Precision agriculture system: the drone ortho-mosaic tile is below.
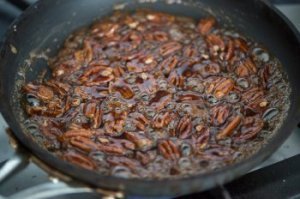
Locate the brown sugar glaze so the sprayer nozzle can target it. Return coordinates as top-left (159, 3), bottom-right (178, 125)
top-left (22, 10), bottom-right (290, 179)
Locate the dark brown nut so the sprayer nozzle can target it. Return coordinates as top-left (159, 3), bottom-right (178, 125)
top-left (242, 87), bottom-right (264, 104)
top-left (225, 39), bottom-right (234, 61)
top-left (206, 34), bottom-right (225, 52)
top-left (136, 151), bottom-right (154, 165)
top-left (216, 115), bottom-right (242, 140)
top-left (235, 116), bottom-right (264, 141)
top-left (234, 38), bottom-right (249, 52)
top-left (193, 62), bottom-right (221, 78)
top-left (176, 92), bottom-right (203, 103)
top-left (104, 119), bottom-right (125, 137)
top-left (74, 40), bottom-right (93, 64)
top-left (46, 80), bottom-right (71, 96)
top-left (23, 83), bottom-right (54, 101)
top-left (158, 140), bottom-right (180, 160)
top-left (69, 137), bottom-right (99, 152)
top-left (74, 86), bottom-right (109, 100)
top-left (36, 86), bottom-right (54, 101)
top-left (107, 156), bottom-right (140, 170)
top-left (112, 84), bottom-right (135, 99)
top-left (146, 12), bottom-right (175, 24)
top-left (63, 129), bottom-right (95, 139)
top-left (91, 22), bottom-right (119, 37)
top-left (193, 125), bottom-right (210, 150)
top-left (153, 31), bottom-right (169, 42)
top-left (112, 65), bottom-right (125, 78)
top-left (235, 58), bottom-right (257, 77)
top-left (124, 132), bottom-right (154, 151)
top-left (213, 78), bottom-right (235, 99)
top-left (176, 115), bottom-right (192, 139)
top-left (152, 111), bottom-right (173, 129)
top-left (159, 42), bottom-right (182, 57)
top-left (97, 137), bottom-right (129, 155)
top-left (197, 17), bottom-right (216, 35)
top-left (63, 151), bottom-right (96, 170)
top-left (183, 45), bottom-right (198, 58)
top-left (259, 65), bottom-right (271, 88)
top-left (149, 90), bottom-right (172, 111)
top-left (131, 112), bottom-right (149, 131)
top-left (79, 66), bottom-right (114, 86)
top-left (211, 105), bottom-right (231, 126)
top-left (200, 145), bottom-right (235, 161)
top-left (159, 55), bottom-right (179, 75)
top-left (168, 70), bottom-right (184, 87)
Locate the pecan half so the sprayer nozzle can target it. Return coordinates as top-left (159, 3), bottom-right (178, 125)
top-left (235, 58), bottom-right (257, 77)
top-left (158, 140), bottom-right (180, 160)
top-left (63, 151), bottom-right (96, 170)
top-left (79, 66), bottom-right (114, 86)
top-left (214, 78), bottom-right (235, 99)
top-left (211, 105), bottom-right (231, 126)
top-left (216, 115), bottom-right (242, 140)
top-left (124, 132), bottom-right (154, 151)
top-left (159, 42), bottom-right (182, 57)
top-left (176, 115), bottom-right (192, 139)
top-left (149, 90), bottom-right (172, 111)
top-left (235, 116), bottom-right (264, 141)
top-left (152, 111), bottom-right (173, 129)
top-left (197, 17), bottom-right (216, 35)
top-left (69, 137), bottom-right (99, 152)
top-left (193, 125), bottom-right (210, 150)
top-left (159, 55), bottom-right (179, 75)
top-left (193, 61), bottom-right (221, 78)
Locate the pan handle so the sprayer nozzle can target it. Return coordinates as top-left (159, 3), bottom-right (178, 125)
top-left (5, 0), bottom-right (30, 11)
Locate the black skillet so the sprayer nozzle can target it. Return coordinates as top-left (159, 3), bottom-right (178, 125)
top-left (0, 0), bottom-right (300, 197)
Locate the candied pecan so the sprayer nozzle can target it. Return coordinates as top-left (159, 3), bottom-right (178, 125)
top-left (168, 70), bottom-right (184, 87)
top-left (69, 137), bottom-right (99, 152)
top-left (149, 90), bottom-right (172, 111)
top-left (46, 80), bottom-right (70, 97)
top-left (104, 119), bottom-right (125, 137)
top-left (97, 137), bottom-right (130, 155)
top-left (176, 115), bottom-right (192, 139)
top-left (259, 65), bottom-right (271, 88)
top-left (74, 40), bottom-right (93, 64)
top-left (211, 105), bottom-right (231, 126)
top-left (158, 140), bottom-right (180, 160)
top-left (235, 58), bottom-right (257, 77)
top-left (112, 84), bottom-right (135, 99)
top-left (193, 125), bottom-right (210, 150)
top-left (214, 78), bottom-right (235, 99)
top-left (23, 83), bottom-right (54, 101)
top-left (216, 115), bottom-right (242, 140)
top-left (176, 92), bottom-right (203, 103)
top-left (234, 38), bottom-right (249, 52)
top-left (91, 21), bottom-right (119, 37)
top-left (159, 42), bottom-right (182, 57)
top-left (225, 39), bottom-right (234, 61)
top-left (130, 112), bottom-right (149, 131)
top-left (79, 66), bottom-right (114, 86)
top-left (74, 86), bottom-right (109, 100)
top-left (183, 45), bottom-right (198, 58)
top-left (63, 129), bottom-right (95, 139)
top-left (235, 116), bottom-right (264, 141)
top-left (206, 34), bottom-right (225, 52)
top-left (63, 151), bottom-right (96, 170)
top-left (193, 61), bottom-right (221, 78)
top-left (146, 12), bottom-right (175, 23)
top-left (153, 31), bottom-right (169, 42)
top-left (197, 17), bottom-right (216, 35)
top-left (242, 87), bottom-right (264, 103)
top-left (159, 55), bottom-right (179, 75)
top-left (107, 156), bottom-right (140, 170)
top-left (136, 151), bottom-right (153, 165)
top-left (124, 132), bottom-right (154, 151)
top-left (152, 111), bottom-right (173, 129)
top-left (83, 102), bottom-right (103, 129)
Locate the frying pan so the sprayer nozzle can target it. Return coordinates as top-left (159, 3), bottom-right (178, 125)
top-left (0, 0), bottom-right (300, 197)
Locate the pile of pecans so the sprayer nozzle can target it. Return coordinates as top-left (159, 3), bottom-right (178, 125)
top-left (22, 10), bottom-right (289, 178)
